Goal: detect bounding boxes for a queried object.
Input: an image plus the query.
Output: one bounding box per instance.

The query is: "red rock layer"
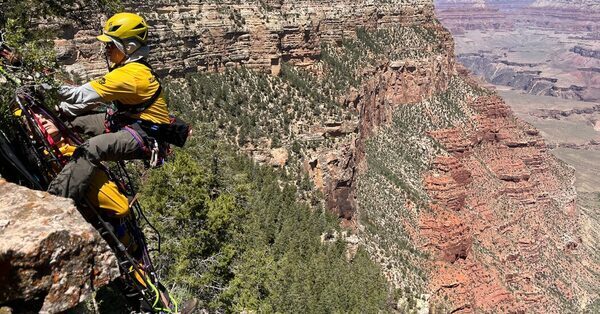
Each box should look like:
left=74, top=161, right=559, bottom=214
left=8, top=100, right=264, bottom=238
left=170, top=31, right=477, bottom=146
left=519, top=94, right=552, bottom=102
left=434, top=8, right=511, bottom=34
left=421, top=93, right=596, bottom=312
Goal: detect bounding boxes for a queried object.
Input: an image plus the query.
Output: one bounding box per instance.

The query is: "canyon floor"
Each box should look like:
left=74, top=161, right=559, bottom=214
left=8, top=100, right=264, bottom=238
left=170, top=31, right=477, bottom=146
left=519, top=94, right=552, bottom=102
left=450, top=25, right=600, bottom=193
left=455, top=28, right=599, bottom=101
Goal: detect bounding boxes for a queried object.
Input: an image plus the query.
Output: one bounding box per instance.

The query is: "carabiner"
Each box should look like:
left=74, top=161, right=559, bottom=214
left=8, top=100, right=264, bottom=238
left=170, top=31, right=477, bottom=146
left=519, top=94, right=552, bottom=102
left=150, top=140, right=160, bottom=167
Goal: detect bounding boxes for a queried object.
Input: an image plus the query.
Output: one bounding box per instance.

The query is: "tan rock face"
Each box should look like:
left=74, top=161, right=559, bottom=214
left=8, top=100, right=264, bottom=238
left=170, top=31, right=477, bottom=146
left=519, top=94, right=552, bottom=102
left=269, top=147, right=289, bottom=167
left=306, top=143, right=357, bottom=219
left=55, top=0, right=435, bottom=78
left=357, top=26, right=456, bottom=140
left=0, top=180, right=119, bottom=313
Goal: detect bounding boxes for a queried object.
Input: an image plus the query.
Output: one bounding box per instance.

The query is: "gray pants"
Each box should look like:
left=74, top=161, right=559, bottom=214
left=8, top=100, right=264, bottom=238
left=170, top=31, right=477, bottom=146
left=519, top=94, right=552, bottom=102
left=47, top=113, right=145, bottom=201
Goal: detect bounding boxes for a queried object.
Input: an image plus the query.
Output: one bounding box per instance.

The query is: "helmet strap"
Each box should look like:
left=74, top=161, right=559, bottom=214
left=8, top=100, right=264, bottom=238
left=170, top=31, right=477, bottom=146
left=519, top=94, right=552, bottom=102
left=104, top=46, right=112, bottom=71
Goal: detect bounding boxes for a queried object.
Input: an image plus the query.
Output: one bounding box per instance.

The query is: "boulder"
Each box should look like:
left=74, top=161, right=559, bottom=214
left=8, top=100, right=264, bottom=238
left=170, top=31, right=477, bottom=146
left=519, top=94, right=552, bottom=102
left=0, top=179, right=119, bottom=313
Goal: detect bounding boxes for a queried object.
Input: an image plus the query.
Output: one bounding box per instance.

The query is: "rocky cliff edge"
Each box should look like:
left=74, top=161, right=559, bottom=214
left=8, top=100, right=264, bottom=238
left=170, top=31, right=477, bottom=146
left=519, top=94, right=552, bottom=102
left=0, top=179, right=119, bottom=313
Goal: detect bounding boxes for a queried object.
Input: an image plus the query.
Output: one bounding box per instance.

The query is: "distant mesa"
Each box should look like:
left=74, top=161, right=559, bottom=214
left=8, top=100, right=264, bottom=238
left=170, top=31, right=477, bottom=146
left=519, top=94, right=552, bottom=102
left=530, top=0, right=600, bottom=11
left=571, top=46, right=600, bottom=59
left=435, top=0, right=487, bottom=9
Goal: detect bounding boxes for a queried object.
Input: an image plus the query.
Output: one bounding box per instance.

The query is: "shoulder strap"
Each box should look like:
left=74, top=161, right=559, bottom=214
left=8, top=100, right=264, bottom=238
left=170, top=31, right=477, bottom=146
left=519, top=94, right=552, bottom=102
left=114, top=60, right=163, bottom=114
left=132, top=59, right=160, bottom=78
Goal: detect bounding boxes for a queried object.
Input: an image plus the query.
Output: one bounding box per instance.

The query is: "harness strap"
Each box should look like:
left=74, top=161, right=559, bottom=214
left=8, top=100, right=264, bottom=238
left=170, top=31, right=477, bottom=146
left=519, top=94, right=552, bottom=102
left=123, top=125, right=149, bottom=154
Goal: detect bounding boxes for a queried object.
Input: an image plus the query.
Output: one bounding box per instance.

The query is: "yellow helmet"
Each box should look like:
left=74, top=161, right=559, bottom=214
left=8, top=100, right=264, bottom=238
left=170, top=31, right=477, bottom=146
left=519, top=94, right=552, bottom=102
left=97, top=12, right=148, bottom=44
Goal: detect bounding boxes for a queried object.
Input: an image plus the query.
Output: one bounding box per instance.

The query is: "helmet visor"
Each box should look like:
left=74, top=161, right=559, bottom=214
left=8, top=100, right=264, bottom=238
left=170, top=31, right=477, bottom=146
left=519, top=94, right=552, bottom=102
left=97, top=33, right=113, bottom=43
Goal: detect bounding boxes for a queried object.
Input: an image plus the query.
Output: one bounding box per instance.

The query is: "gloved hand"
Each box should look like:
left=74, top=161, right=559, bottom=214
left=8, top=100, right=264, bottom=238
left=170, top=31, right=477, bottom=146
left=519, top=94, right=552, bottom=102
left=54, top=104, right=64, bottom=117
left=39, top=83, right=53, bottom=91
left=55, top=101, right=78, bottom=118
left=33, top=83, right=54, bottom=94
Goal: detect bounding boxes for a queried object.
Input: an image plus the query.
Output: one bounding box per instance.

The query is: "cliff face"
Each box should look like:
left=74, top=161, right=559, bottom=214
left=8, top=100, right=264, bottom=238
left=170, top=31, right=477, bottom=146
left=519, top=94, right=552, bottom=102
left=56, top=0, right=434, bottom=78
left=423, top=93, right=593, bottom=312
left=356, top=73, right=598, bottom=312
left=30, top=0, right=599, bottom=312
left=0, top=179, right=118, bottom=313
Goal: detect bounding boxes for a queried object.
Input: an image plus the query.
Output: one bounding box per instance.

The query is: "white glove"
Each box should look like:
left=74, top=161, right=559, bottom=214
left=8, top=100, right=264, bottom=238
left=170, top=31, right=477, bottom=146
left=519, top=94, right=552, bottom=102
left=57, top=101, right=100, bottom=118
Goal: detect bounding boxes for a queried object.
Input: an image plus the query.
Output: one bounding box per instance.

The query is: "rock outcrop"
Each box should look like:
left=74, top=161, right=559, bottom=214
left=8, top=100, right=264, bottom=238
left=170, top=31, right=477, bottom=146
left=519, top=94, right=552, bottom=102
left=0, top=179, right=119, bottom=313
left=571, top=46, right=600, bottom=60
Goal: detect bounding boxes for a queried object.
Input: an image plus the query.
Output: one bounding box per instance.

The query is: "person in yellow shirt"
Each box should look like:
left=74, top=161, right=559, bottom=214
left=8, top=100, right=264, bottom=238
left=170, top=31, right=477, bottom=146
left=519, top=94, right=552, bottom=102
left=45, top=12, right=196, bottom=312
left=48, top=12, right=170, bottom=200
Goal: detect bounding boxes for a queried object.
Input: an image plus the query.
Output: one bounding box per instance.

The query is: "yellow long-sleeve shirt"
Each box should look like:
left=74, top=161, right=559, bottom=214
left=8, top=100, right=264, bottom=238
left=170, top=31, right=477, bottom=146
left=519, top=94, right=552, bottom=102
left=90, top=62, right=170, bottom=124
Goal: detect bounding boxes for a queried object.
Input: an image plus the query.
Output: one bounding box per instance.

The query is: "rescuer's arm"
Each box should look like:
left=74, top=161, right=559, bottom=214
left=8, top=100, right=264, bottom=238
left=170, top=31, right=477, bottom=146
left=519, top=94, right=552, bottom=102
left=57, top=83, right=103, bottom=117
left=57, top=68, right=135, bottom=117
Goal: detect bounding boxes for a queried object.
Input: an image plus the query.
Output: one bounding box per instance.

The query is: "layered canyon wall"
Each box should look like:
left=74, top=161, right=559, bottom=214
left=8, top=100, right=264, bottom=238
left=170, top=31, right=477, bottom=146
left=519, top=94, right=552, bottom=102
left=436, top=0, right=599, bottom=33
left=56, top=0, right=435, bottom=78
left=435, top=0, right=486, bottom=9
left=357, top=73, right=598, bottom=312
left=436, top=0, right=600, bottom=102
left=531, top=0, right=600, bottom=11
